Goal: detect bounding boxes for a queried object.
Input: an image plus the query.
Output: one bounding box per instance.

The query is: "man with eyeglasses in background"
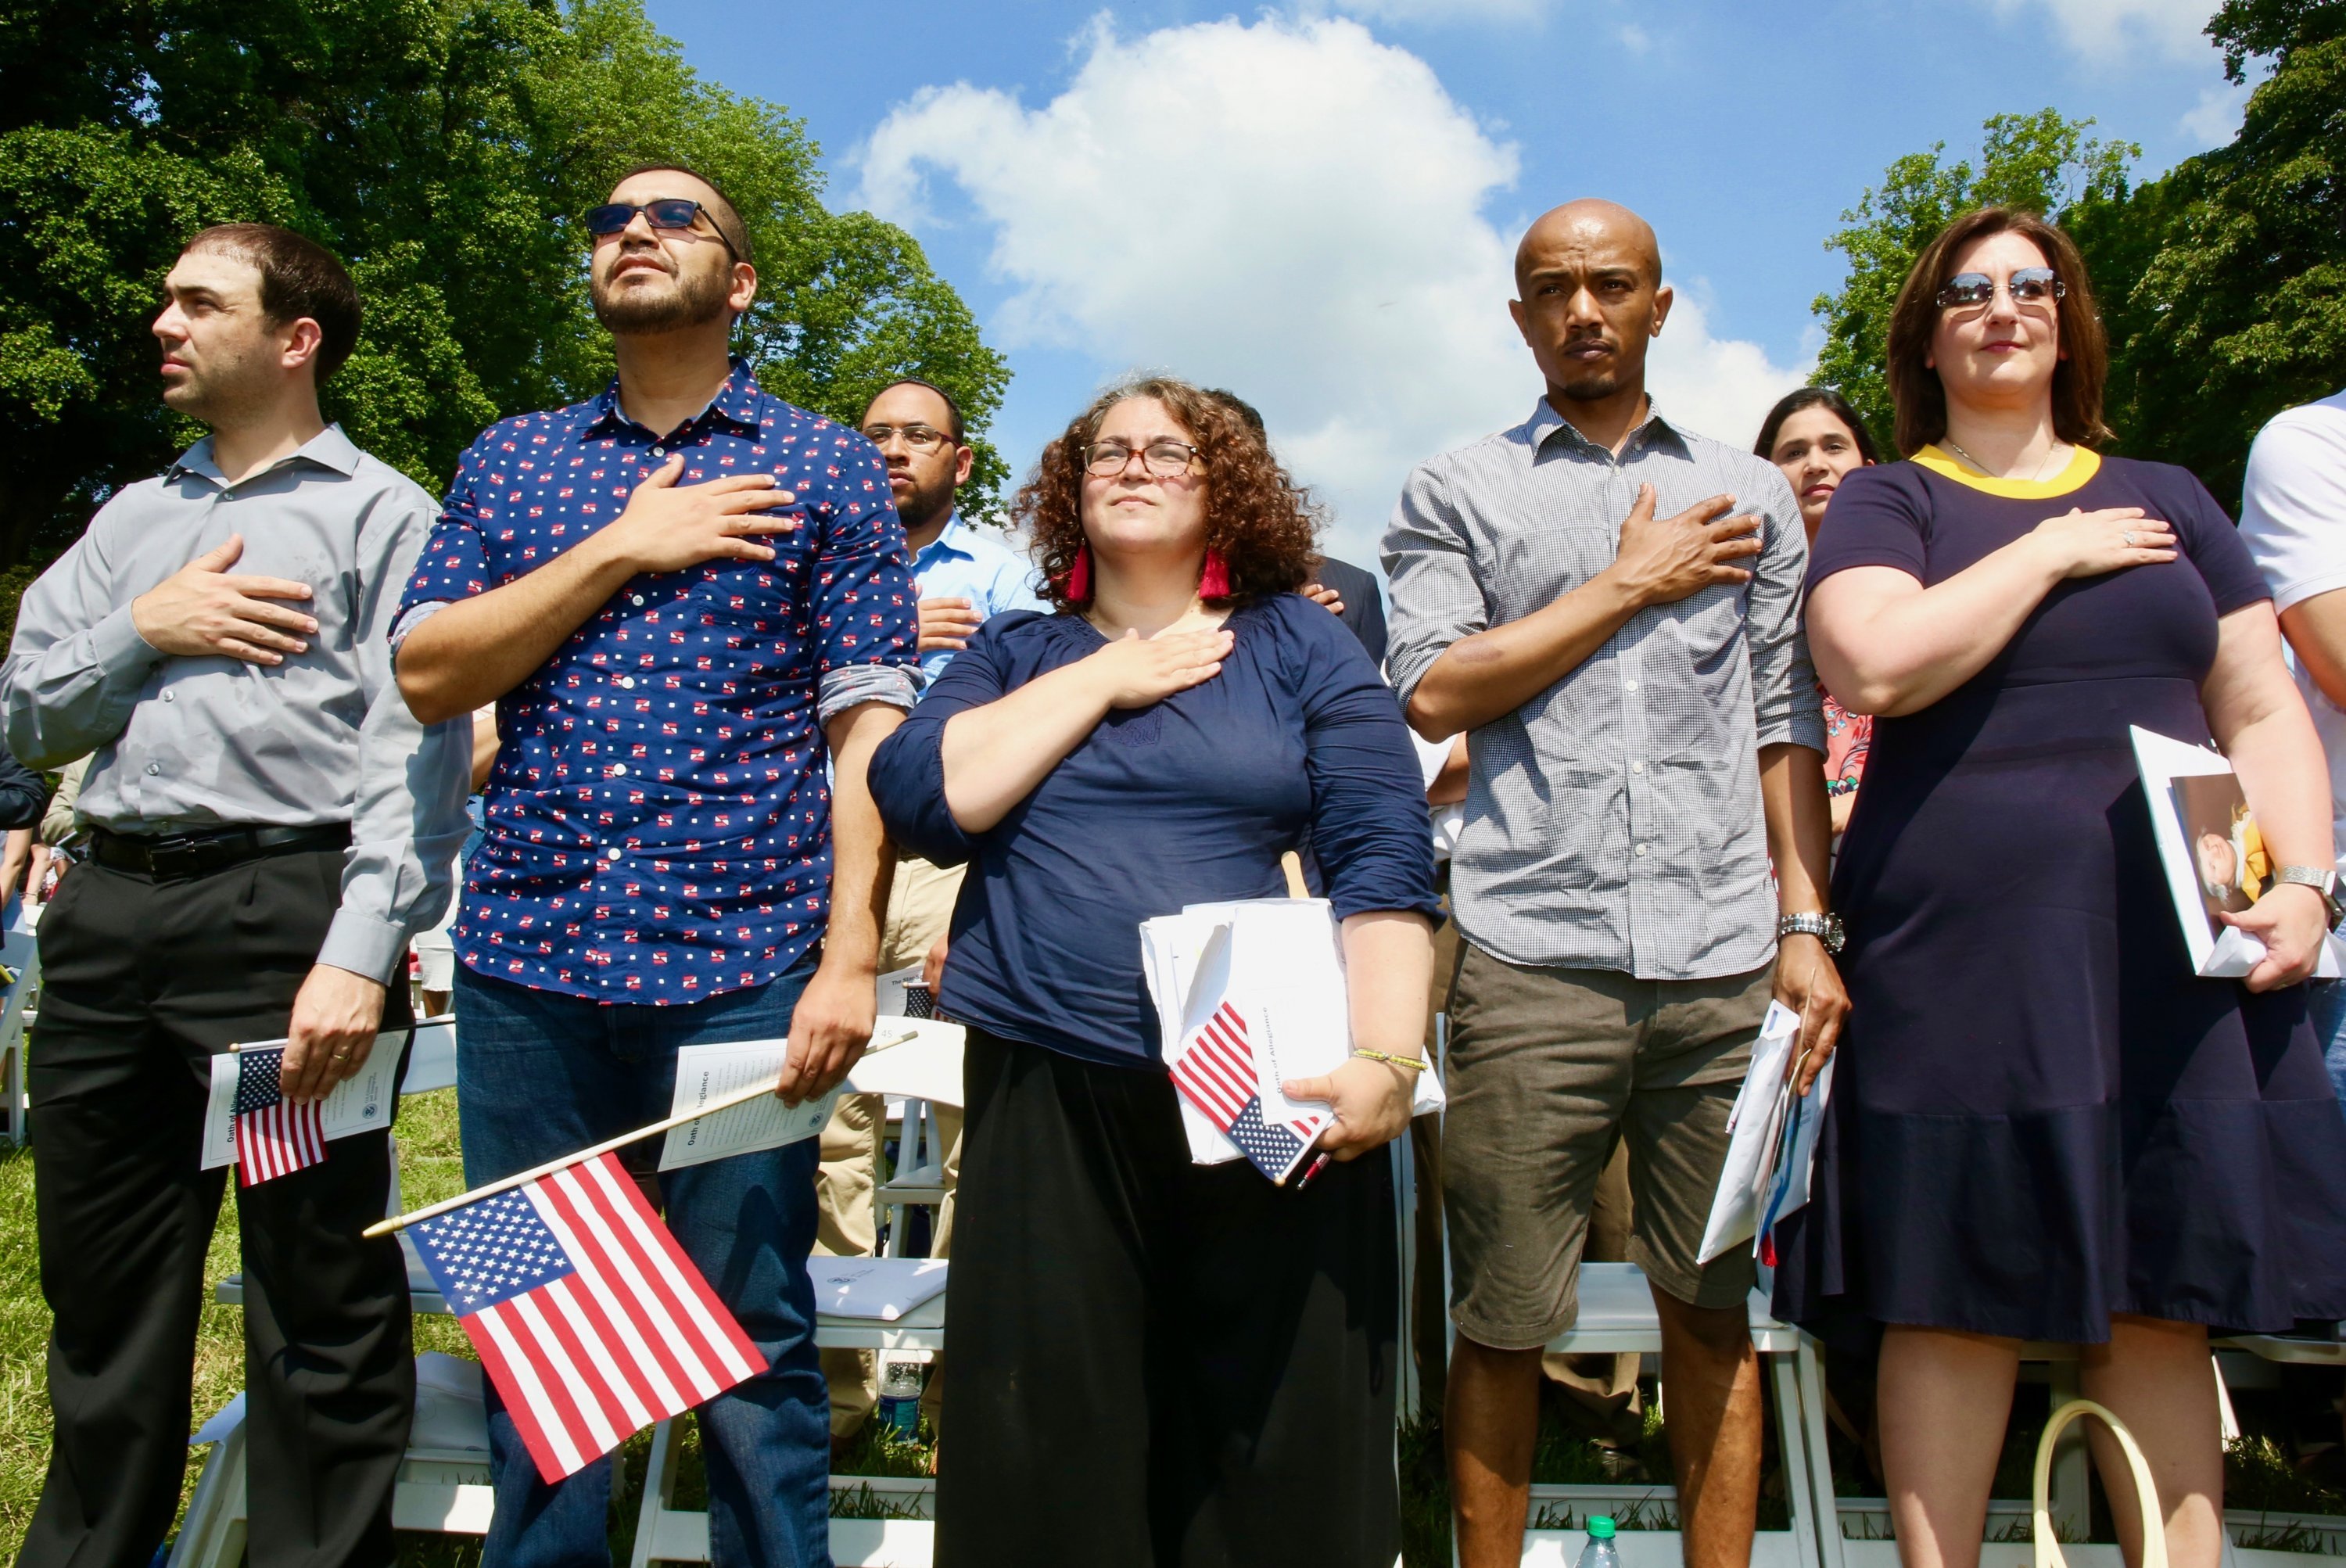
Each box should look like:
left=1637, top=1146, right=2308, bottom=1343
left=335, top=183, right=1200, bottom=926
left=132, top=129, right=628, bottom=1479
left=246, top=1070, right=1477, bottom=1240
left=815, top=379, right=1042, bottom=1448
left=392, top=165, right=917, bottom=1563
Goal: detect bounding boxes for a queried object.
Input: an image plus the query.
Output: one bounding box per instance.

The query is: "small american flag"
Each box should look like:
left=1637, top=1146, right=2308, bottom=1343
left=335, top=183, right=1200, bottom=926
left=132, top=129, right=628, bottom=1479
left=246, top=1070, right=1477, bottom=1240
left=232, top=1046, right=325, bottom=1187
left=408, top=1150, right=763, bottom=1482
left=1169, top=1001, right=1327, bottom=1182
left=900, top=981, right=937, bottom=1020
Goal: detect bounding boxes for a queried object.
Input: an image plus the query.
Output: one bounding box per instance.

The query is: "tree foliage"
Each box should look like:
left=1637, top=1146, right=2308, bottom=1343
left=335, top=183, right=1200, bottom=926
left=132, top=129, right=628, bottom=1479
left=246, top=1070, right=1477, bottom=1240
left=1810, top=0, right=2344, bottom=504
left=0, top=0, right=1011, bottom=572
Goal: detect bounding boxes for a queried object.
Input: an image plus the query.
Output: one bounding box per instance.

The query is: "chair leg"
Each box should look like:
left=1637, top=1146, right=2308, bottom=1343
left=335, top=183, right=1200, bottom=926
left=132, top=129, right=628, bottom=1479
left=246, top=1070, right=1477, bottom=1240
left=628, top=1416, right=683, bottom=1568
left=1771, top=1353, right=1821, bottom=1568
left=171, top=1420, right=251, bottom=1568
left=1795, top=1337, right=1845, bottom=1568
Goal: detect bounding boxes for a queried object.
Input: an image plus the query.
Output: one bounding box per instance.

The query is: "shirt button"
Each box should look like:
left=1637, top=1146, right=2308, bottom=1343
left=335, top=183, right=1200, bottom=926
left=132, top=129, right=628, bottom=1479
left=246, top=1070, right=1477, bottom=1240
left=651, top=445, right=665, bottom=458
left=1630, top=760, right=1645, bottom=775
left=630, top=594, right=646, bottom=607
left=162, top=691, right=175, bottom=703
left=608, top=763, right=627, bottom=777
left=605, top=846, right=622, bottom=861
left=617, top=676, right=634, bottom=689
left=1624, top=680, right=1639, bottom=693
left=145, top=762, right=160, bottom=776
left=1634, top=842, right=1649, bottom=856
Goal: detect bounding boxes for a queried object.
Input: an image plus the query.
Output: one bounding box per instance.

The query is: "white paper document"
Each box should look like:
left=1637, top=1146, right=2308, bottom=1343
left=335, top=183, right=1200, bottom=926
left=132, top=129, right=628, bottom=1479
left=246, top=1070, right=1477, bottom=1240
left=1139, top=897, right=1445, bottom=1176
left=841, top=1020, right=966, bottom=1107
left=808, top=1255, right=948, bottom=1321
left=658, top=1039, right=841, bottom=1172
left=1698, top=1003, right=1834, bottom=1265
left=2133, top=725, right=2344, bottom=980
left=199, top=1035, right=404, bottom=1171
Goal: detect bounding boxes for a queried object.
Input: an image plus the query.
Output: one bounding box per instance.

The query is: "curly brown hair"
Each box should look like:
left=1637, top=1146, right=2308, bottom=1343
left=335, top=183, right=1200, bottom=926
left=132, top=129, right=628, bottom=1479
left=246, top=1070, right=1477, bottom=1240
left=1016, top=375, right=1321, bottom=612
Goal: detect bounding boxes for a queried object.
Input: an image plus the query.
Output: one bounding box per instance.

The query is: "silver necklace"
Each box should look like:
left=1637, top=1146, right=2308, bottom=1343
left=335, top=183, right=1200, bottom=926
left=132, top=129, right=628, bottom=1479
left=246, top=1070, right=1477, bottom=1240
left=1942, top=436, right=2066, bottom=483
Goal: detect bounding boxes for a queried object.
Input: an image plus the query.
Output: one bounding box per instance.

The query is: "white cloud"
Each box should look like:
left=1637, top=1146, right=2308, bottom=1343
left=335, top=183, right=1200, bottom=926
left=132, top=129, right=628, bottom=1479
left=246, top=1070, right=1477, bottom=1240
left=2179, top=80, right=2251, bottom=145
left=859, top=15, right=1803, bottom=560
left=1617, top=23, right=1652, bottom=52
left=1983, top=0, right=2213, bottom=59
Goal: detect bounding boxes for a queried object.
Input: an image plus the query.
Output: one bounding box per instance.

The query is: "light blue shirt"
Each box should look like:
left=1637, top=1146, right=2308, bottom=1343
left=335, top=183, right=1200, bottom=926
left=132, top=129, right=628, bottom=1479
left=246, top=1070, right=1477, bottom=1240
left=910, top=511, right=1049, bottom=691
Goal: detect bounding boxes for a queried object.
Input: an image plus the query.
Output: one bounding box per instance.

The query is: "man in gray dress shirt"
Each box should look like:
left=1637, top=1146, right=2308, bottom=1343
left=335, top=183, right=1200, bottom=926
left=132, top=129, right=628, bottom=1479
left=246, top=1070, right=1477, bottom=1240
left=4, top=224, right=470, bottom=1568
left=1384, top=199, right=1848, bottom=1568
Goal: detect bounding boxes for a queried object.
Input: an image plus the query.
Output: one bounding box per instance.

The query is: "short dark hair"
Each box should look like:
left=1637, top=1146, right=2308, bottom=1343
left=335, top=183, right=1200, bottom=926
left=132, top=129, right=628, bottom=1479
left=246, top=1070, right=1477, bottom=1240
left=181, top=224, right=362, bottom=382
left=863, top=378, right=966, bottom=443
left=617, top=163, right=753, bottom=266
left=1885, top=206, right=2112, bottom=457
left=1205, top=388, right=1268, bottom=440
left=1754, top=386, right=1880, bottom=465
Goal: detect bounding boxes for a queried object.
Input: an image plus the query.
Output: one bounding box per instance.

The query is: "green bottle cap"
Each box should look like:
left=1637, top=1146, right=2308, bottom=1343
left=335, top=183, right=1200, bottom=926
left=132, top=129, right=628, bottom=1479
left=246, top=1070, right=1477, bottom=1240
left=1588, top=1516, right=1617, bottom=1541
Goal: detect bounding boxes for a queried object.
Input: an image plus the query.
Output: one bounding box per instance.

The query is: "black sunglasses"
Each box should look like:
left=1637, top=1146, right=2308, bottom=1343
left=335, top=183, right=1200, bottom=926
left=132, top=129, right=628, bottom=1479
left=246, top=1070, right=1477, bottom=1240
left=584, top=199, right=738, bottom=259
left=1934, top=267, right=2064, bottom=310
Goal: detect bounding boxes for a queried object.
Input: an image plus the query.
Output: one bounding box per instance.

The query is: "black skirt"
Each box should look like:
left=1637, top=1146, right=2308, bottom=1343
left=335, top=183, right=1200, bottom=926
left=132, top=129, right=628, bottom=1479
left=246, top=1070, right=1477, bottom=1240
left=935, top=1027, right=1400, bottom=1568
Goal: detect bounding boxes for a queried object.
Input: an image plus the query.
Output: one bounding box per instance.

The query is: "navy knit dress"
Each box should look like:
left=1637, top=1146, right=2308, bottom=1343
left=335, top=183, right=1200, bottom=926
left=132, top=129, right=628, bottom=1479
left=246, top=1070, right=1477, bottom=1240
left=1772, top=448, right=2346, bottom=1344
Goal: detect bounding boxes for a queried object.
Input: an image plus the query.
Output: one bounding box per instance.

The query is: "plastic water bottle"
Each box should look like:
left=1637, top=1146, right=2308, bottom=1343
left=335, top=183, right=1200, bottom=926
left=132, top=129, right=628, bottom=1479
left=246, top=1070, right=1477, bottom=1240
left=877, top=1357, right=924, bottom=1441
left=1575, top=1514, right=1620, bottom=1568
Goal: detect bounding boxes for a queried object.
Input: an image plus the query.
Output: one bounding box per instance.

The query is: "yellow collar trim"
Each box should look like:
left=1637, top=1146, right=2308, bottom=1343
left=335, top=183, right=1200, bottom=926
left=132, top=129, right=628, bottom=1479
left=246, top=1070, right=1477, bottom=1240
left=1914, top=443, right=2101, bottom=498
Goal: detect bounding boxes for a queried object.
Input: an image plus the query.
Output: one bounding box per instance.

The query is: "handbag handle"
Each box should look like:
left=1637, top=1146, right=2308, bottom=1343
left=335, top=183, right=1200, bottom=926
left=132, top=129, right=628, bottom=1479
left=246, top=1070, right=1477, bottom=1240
left=2033, top=1398, right=2169, bottom=1568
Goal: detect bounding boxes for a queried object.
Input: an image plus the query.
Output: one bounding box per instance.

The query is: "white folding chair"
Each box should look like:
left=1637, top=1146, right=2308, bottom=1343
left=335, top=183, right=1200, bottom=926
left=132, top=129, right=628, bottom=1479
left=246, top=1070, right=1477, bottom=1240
left=1474, top=1262, right=1835, bottom=1568
left=630, top=1258, right=951, bottom=1568
left=0, top=928, right=42, bottom=1146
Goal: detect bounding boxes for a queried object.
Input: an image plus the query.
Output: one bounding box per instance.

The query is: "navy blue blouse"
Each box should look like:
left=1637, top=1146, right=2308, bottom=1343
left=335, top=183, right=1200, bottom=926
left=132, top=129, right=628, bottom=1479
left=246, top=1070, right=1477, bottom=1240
left=868, top=593, right=1442, bottom=1067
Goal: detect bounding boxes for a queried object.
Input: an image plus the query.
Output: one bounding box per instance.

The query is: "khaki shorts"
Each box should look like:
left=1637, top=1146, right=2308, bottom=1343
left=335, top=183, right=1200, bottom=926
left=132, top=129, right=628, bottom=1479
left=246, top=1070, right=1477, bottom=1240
left=1442, top=943, right=1770, bottom=1350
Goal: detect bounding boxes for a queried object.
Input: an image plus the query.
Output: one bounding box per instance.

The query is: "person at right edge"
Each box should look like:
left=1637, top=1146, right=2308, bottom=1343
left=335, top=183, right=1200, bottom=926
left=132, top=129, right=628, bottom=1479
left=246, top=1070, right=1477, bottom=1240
left=1772, top=206, right=2346, bottom=1568
left=1382, top=198, right=1847, bottom=1568
left=2237, top=378, right=2346, bottom=1118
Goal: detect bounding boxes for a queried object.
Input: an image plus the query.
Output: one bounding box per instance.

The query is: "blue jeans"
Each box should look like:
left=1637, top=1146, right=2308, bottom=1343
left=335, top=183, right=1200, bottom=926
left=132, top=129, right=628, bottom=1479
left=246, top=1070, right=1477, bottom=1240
left=2310, top=979, right=2346, bottom=1125
left=454, top=953, right=830, bottom=1568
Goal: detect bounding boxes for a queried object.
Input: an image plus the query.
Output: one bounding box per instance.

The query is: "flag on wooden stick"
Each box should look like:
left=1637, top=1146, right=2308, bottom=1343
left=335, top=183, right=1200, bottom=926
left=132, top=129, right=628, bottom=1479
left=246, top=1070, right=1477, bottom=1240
left=231, top=1046, right=325, bottom=1186
left=407, top=1150, right=762, bottom=1480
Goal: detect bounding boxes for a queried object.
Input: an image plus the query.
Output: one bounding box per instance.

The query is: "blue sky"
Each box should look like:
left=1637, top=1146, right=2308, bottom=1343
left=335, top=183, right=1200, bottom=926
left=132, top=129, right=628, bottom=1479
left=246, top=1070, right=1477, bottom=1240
left=647, top=0, right=2250, bottom=562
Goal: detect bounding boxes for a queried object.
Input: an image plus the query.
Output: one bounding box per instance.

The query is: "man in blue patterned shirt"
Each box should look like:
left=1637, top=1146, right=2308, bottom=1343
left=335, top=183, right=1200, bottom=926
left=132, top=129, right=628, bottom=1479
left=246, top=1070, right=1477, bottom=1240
left=393, top=165, right=917, bottom=1562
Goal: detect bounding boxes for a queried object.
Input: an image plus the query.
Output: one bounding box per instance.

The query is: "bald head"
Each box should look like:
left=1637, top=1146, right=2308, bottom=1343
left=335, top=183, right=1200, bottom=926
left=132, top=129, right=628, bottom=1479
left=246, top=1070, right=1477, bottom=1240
left=1515, top=199, right=1662, bottom=292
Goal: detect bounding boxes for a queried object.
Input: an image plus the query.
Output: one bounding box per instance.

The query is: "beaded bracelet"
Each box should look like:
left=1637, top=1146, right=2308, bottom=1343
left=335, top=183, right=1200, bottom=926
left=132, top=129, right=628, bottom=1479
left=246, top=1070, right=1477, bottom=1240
left=1351, top=1047, right=1427, bottom=1072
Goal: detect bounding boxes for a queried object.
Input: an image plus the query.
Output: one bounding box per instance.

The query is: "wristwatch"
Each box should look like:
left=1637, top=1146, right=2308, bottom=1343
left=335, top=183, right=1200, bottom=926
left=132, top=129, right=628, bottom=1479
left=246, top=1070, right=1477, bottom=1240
left=1777, top=911, right=1845, bottom=954
left=2275, top=866, right=2344, bottom=930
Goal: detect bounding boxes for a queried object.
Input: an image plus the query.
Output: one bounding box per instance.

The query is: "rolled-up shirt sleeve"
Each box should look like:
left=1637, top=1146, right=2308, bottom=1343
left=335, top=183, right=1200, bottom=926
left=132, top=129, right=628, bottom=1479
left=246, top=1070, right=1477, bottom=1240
left=813, top=443, right=920, bottom=723
left=1380, top=459, right=1488, bottom=718
left=2, top=516, right=170, bottom=770
left=869, top=624, right=1013, bottom=867
left=318, top=491, right=475, bottom=983
left=1746, top=468, right=1825, bottom=754
left=1294, top=617, right=1444, bottom=924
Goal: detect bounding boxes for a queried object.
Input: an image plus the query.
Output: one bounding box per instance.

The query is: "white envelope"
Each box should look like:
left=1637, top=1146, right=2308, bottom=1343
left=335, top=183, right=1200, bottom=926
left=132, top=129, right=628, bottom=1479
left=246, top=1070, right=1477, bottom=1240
left=1698, top=1002, right=1813, bottom=1264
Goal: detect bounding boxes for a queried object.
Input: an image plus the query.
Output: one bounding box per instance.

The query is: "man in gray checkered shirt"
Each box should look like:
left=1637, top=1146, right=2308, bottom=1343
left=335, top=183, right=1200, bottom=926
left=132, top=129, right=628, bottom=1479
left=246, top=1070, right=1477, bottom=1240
left=1383, top=199, right=1849, bottom=1568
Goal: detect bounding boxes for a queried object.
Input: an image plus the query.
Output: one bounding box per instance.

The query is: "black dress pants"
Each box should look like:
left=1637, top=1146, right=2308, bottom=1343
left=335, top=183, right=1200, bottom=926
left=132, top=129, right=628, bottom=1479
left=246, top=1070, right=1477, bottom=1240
left=23, top=849, right=414, bottom=1568
left=936, top=1028, right=1400, bottom=1568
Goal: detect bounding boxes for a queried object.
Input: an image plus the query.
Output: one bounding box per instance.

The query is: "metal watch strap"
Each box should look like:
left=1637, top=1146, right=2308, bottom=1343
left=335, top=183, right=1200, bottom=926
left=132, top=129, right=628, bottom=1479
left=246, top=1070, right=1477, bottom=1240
left=2276, top=865, right=2344, bottom=929
left=1777, top=911, right=1845, bottom=953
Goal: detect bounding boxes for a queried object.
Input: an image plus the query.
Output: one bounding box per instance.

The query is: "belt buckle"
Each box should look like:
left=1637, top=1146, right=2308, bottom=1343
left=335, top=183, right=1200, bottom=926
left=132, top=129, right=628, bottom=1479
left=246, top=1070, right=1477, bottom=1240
left=144, top=835, right=203, bottom=879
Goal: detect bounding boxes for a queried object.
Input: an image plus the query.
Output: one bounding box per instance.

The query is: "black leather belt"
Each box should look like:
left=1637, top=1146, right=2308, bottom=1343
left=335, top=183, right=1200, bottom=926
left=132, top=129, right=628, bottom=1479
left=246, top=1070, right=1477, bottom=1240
left=90, top=823, right=353, bottom=880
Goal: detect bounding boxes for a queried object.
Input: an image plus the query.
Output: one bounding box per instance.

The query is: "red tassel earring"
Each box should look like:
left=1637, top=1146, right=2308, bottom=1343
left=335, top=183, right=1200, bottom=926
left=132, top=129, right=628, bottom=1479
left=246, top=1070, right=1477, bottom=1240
left=1066, top=544, right=1094, bottom=602
left=1198, top=547, right=1231, bottom=600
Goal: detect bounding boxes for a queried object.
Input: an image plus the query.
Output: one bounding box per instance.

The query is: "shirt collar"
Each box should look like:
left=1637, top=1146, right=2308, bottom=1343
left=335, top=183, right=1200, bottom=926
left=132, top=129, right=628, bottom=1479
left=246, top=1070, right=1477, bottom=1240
left=913, top=511, right=972, bottom=567
left=583, top=354, right=766, bottom=441
left=167, top=422, right=364, bottom=487
left=1523, top=394, right=1687, bottom=458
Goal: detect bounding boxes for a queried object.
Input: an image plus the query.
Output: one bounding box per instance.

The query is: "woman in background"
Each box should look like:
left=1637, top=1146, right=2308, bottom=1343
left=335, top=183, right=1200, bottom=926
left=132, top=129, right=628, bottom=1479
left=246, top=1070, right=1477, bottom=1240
left=1757, top=386, right=1878, bottom=834
left=869, top=376, right=1438, bottom=1568
left=1774, top=206, right=2346, bottom=1568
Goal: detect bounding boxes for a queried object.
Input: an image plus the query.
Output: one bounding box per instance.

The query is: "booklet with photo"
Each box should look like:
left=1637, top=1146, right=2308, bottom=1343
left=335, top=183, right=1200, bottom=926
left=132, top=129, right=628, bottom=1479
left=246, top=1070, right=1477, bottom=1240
left=2131, top=726, right=2341, bottom=979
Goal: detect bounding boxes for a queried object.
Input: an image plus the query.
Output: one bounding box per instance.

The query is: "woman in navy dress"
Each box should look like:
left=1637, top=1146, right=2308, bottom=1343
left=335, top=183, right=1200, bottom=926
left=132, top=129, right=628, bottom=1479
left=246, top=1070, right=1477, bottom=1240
left=869, top=376, right=1440, bottom=1567
left=1773, top=207, right=2346, bottom=1568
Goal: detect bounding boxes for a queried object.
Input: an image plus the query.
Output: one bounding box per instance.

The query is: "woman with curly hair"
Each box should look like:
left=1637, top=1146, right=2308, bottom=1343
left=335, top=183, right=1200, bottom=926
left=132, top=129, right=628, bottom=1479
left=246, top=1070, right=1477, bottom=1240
left=869, top=375, right=1439, bottom=1566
